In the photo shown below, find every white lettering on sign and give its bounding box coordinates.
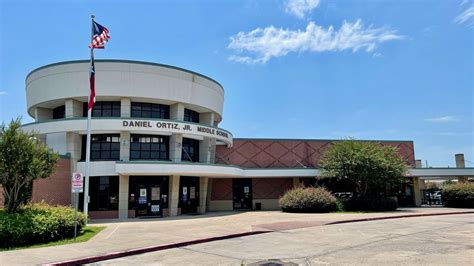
[120,120,233,147]
[71,172,84,193]
[151,205,160,213]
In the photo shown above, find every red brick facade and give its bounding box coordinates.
[211,178,232,200]
[253,178,293,199]
[216,139,415,168]
[32,157,71,206]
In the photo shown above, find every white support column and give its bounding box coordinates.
[65,99,83,118]
[169,175,180,216]
[199,138,213,163]
[170,103,184,120]
[121,98,131,117]
[120,131,130,161]
[35,107,52,121]
[170,134,183,162]
[118,175,129,219]
[199,177,209,214]
[199,112,214,126]
[66,132,82,172]
[413,177,422,206]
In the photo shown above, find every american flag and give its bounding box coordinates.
[89,21,110,49]
[88,20,110,110]
[88,57,96,110]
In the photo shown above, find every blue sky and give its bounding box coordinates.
[0,0,473,167]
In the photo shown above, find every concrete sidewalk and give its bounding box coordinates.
[0,207,472,265]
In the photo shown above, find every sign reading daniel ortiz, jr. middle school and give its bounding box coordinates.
[122,120,233,146]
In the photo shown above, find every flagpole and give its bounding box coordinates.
[83,14,95,224]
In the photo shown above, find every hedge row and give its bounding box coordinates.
[279,187,398,213]
[443,183,474,208]
[338,196,398,212]
[0,203,86,248]
[279,187,338,213]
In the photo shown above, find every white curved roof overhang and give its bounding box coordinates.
[25,60,225,121]
[21,117,233,147]
[74,161,474,179]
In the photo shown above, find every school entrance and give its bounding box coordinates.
[233,178,252,210]
[129,176,169,217]
[179,176,200,214]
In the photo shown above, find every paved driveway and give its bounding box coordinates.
[96,214,474,265]
[0,207,472,265]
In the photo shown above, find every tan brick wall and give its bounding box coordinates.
[31,157,72,206]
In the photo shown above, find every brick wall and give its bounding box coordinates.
[32,157,72,206]
[216,139,415,168]
[252,178,293,199]
[211,178,232,200]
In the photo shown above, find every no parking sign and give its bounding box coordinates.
[71,172,84,193]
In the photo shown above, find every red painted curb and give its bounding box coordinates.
[45,230,270,266]
[326,211,474,225]
[46,211,474,265]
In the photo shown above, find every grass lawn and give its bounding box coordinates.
[0,226,106,251]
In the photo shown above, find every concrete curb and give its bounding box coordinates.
[326,211,474,225]
[45,231,270,266]
[46,211,474,265]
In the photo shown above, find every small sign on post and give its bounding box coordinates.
[72,172,84,193]
[71,172,84,240]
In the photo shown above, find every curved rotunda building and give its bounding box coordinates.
[20,59,424,219]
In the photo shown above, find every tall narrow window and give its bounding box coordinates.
[83,101,121,117]
[131,102,170,119]
[52,105,65,119]
[182,138,200,162]
[89,176,119,211]
[184,109,199,123]
[130,135,169,160]
[81,134,120,161]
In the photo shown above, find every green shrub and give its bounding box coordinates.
[443,183,474,208]
[279,187,337,213]
[340,196,398,212]
[0,202,86,248]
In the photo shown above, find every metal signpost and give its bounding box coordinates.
[71,172,84,240]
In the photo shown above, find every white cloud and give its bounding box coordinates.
[285,0,320,19]
[228,19,404,64]
[424,116,461,123]
[454,5,474,26]
[0,91,7,96]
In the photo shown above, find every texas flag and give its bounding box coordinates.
[88,21,110,110]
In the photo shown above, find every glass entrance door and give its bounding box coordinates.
[233,178,252,210]
[179,176,199,214]
[135,185,162,217]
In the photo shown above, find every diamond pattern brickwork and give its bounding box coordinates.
[253,178,293,199]
[216,139,415,168]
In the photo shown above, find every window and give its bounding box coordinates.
[52,105,65,119]
[184,108,199,123]
[131,102,170,119]
[89,176,119,211]
[81,134,120,161]
[130,134,169,160]
[83,101,121,117]
[182,138,199,162]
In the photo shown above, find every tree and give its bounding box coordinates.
[319,139,407,197]
[0,118,58,213]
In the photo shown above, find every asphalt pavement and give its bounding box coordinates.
[95,214,474,265]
